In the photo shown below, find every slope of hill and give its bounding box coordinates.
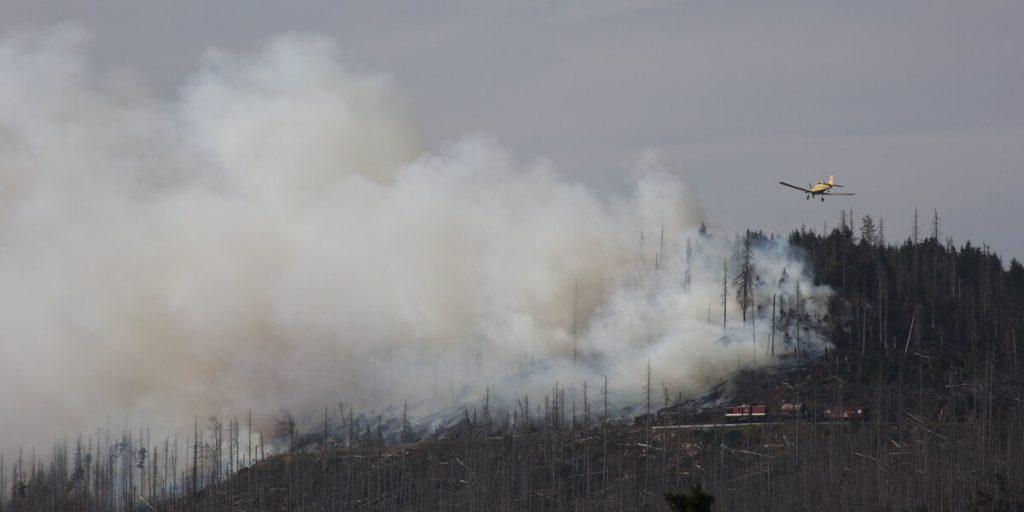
[4,218,1024,511]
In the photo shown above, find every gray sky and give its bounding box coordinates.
[4,0,1023,259]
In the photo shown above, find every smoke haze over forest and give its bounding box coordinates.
[0,28,832,451]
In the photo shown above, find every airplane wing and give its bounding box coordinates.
[822,192,856,196]
[778,182,812,193]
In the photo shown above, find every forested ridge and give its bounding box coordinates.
[790,210,1024,409]
[3,211,1024,511]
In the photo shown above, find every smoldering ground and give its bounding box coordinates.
[0,27,830,451]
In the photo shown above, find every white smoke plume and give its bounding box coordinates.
[0,27,831,450]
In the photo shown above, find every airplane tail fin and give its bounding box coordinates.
[828,175,835,185]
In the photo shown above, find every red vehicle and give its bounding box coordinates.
[824,406,867,421]
[725,404,767,423]
[779,402,805,416]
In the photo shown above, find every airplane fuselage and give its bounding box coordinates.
[808,182,833,195]
[778,176,853,201]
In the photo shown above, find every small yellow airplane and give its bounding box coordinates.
[778,176,855,201]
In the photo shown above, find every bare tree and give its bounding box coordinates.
[683,238,693,291]
[734,232,757,322]
[603,375,609,424]
[644,360,653,421]
[912,207,920,244]
[722,259,729,330]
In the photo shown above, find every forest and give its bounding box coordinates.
[2,209,1023,511]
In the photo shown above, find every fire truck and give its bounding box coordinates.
[724,404,767,423]
[824,406,867,421]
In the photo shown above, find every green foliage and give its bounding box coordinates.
[664,481,715,512]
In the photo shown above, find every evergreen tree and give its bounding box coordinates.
[860,215,876,246]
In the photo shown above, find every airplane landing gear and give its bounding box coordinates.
[806,195,810,200]
[821,197,825,202]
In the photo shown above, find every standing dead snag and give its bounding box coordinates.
[644,360,653,423]
[583,381,590,429]
[683,238,692,291]
[734,231,757,322]
[722,259,729,330]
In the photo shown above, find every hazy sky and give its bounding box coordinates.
[4,0,1023,259]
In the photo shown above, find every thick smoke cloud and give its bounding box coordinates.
[0,27,830,450]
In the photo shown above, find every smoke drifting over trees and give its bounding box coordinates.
[0,28,831,450]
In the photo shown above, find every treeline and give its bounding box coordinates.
[0,416,271,512]
[787,209,1024,414]
[0,382,635,511]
